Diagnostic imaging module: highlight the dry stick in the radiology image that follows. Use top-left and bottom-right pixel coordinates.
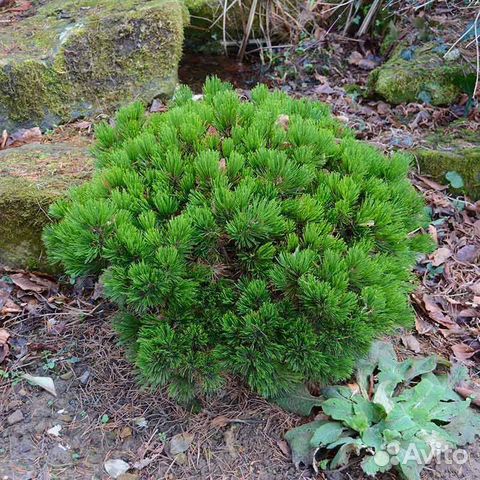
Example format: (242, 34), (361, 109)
(222, 0), (228, 55)
(356, 0), (383, 38)
(211, 0), (240, 29)
(474, 8), (480, 98)
(343, 1), (355, 35)
(238, 0), (259, 61)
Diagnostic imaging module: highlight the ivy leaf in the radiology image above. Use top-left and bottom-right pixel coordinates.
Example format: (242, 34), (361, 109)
(310, 421), (345, 447)
(274, 384), (323, 416)
(445, 171), (464, 189)
(284, 421), (325, 468)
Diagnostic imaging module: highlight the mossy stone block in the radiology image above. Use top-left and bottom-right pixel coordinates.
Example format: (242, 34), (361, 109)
(0, 142), (93, 270)
(415, 147), (480, 199)
(0, 0), (186, 131)
(369, 43), (469, 106)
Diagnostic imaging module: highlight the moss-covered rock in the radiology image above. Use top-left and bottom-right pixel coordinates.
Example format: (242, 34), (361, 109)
(413, 126), (480, 199)
(0, 142), (93, 270)
(0, 0), (186, 131)
(369, 43), (470, 106)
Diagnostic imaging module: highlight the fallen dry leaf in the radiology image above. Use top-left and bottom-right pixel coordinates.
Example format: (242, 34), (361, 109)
(119, 426), (132, 439)
(7, 127), (42, 147)
(276, 114), (289, 131)
(207, 125), (219, 136)
(415, 316), (433, 335)
(9, 273), (56, 293)
(455, 385), (480, 408)
(211, 415), (232, 428)
(1, 129), (8, 149)
(224, 426), (238, 458)
(169, 432), (194, 456)
(133, 456), (158, 470)
(470, 283), (480, 295)
(0, 328), (10, 363)
(47, 424), (62, 437)
(75, 120), (92, 131)
(409, 110), (430, 130)
(150, 98), (167, 113)
(457, 308), (479, 318)
(23, 374), (57, 396)
(376, 102), (391, 116)
(418, 175), (447, 191)
(430, 247), (452, 266)
(315, 84), (335, 95)
(401, 334), (421, 353)
(456, 245), (479, 263)
(347, 51), (363, 65)
(422, 295), (459, 329)
(1, 298), (22, 315)
(451, 343), (477, 361)
(104, 458), (130, 479)
(276, 439), (290, 457)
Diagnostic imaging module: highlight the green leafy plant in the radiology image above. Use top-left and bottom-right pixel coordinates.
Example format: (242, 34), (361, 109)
(285, 342), (480, 479)
(445, 171), (464, 190)
(44, 78), (432, 403)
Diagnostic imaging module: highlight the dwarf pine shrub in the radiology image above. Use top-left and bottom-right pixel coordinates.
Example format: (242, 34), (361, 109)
(44, 78), (432, 402)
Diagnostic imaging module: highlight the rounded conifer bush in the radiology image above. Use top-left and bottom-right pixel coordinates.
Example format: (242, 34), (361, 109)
(44, 78), (431, 402)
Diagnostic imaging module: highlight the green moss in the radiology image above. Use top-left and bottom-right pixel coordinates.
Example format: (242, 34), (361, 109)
(61, 2), (184, 106)
(0, 143), (92, 270)
(0, 60), (71, 129)
(415, 148), (480, 199)
(0, 178), (61, 270)
(0, 0), (185, 130)
(369, 43), (470, 106)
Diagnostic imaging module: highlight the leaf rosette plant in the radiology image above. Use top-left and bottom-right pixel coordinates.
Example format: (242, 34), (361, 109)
(44, 78), (432, 402)
(285, 342), (480, 480)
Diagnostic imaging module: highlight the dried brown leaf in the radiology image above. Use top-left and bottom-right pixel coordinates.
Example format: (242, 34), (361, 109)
(210, 415), (232, 428)
(276, 114), (290, 131)
(401, 334), (421, 353)
(418, 175), (447, 191)
(9, 273), (56, 293)
(276, 439), (290, 457)
(451, 343), (477, 361)
(7, 127), (42, 147)
(415, 316), (433, 335)
(457, 308), (479, 318)
(0, 328), (10, 363)
(455, 385), (480, 407)
(456, 245), (479, 263)
(430, 247), (452, 266)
